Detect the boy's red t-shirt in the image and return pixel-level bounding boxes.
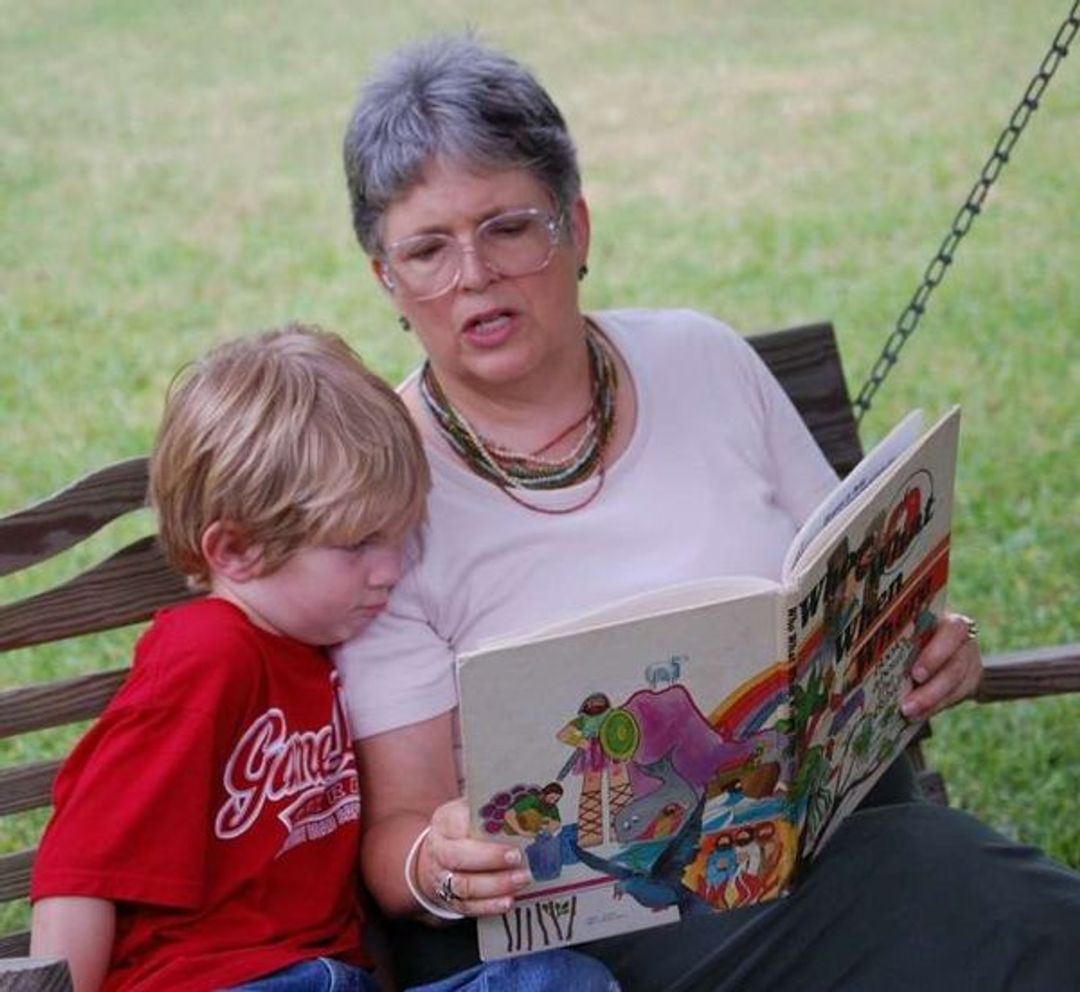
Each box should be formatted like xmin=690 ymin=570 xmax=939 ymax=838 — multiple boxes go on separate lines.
xmin=32 ymin=598 xmax=370 ymax=992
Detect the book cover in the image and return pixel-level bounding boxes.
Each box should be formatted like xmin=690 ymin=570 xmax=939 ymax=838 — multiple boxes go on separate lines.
xmin=457 ymin=407 xmax=960 ymax=959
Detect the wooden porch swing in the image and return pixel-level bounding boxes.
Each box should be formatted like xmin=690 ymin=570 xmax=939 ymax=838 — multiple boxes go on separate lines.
xmin=2 ymin=5 xmax=1079 ymax=988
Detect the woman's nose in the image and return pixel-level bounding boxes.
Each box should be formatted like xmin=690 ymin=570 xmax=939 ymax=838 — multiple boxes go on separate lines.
xmin=457 ymin=243 xmax=496 ymax=291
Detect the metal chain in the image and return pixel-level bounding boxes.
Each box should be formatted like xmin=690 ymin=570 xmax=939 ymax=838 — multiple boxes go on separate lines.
xmin=852 ymin=0 xmax=1079 ymax=423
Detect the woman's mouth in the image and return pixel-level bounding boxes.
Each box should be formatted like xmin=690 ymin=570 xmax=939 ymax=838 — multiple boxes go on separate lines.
xmin=462 ymin=309 xmax=515 ymax=346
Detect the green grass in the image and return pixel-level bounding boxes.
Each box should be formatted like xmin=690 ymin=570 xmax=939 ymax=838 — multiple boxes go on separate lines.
xmin=3 ymin=0 xmax=1078 ymax=931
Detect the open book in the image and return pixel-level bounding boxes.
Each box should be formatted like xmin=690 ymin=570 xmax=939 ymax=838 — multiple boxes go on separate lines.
xmin=458 ymin=407 xmax=961 ymax=960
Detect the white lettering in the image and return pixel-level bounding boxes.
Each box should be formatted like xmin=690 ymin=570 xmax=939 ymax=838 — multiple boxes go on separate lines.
xmin=215 ymin=674 xmax=358 ymax=841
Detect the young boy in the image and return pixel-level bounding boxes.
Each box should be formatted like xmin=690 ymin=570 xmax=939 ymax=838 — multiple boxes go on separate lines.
xmin=30 ymin=324 xmax=620 ymax=992
xmin=29 ymin=325 xmax=429 ymax=992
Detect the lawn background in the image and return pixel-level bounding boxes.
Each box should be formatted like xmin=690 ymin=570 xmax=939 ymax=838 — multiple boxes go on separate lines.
xmin=2 ymin=0 xmax=1078 ymax=932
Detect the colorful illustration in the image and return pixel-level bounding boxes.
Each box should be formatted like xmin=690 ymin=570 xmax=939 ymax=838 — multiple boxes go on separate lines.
xmin=482 ymin=672 xmax=798 ymax=912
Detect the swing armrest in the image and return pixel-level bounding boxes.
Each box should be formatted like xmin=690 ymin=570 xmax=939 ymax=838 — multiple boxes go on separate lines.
xmin=976 ymin=643 xmax=1080 ymax=703
xmin=0 ymin=958 xmax=72 ymax=991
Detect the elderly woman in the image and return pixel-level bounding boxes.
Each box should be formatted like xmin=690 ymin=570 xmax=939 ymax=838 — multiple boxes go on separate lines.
xmin=335 ymin=36 xmax=1080 ymax=992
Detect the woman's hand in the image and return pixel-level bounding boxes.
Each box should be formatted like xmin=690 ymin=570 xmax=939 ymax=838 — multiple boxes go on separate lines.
xmin=901 ymin=611 xmax=983 ymax=720
xmin=416 ymin=798 xmax=532 ymax=917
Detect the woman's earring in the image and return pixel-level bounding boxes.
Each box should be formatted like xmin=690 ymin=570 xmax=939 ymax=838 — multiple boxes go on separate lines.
xmin=398 ymin=315 xmax=411 ymax=332
xmin=577 ymin=264 xmax=589 ymax=282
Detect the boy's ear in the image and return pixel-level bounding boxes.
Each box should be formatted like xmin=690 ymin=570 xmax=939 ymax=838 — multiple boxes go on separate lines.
xmin=201 ymin=521 xmax=265 ymax=582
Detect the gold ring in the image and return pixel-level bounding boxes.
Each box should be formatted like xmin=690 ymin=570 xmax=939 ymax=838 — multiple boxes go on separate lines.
xmin=962 ymin=616 xmax=979 ymax=641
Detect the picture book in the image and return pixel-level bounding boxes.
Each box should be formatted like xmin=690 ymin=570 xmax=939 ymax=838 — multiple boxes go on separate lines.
xmin=457 ymin=407 xmax=961 ymax=960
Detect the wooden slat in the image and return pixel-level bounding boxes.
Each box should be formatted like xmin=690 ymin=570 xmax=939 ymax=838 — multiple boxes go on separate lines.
xmin=0 ymin=670 xmax=128 ymax=740
xmin=976 ymin=642 xmax=1080 ymax=703
xmin=0 ymin=760 xmax=61 ymax=816
xmin=0 ymin=957 xmax=72 ymax=991
xmin=0 ymin=850 xmax=33 ymax=903
xmin=0 ymin=458 xmax=149 ymax=577
xmin=748 ymin=323 xmax=864 ymax=477
xmin=0 ymin=936 xmax=33 ymax=963
xmin=0 ymin=536 xmax=194 ymax=652
xmin=903 ymin=725 xmax=948 ymax=805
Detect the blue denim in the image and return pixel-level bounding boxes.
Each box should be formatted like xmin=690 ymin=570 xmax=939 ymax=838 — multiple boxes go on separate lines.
xmin=406 ymin=949 xmax=620 ymax=992
xmin=226 ymin=957 xmax=382 ymax=992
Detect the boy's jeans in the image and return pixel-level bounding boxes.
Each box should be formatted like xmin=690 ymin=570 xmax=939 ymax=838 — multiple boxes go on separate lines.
xmin=226 ymin=957 xmax=379 ymax=991
xmin=227 ymin=950 xmax=619 ymax=992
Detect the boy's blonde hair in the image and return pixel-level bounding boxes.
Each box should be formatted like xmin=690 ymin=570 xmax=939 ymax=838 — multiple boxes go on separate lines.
xmin=149 ymin=323 xmax=430 ymax=588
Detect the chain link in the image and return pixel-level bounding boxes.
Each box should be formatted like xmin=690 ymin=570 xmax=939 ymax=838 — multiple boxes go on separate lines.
xmin=852 ymin=1 xmax=1079 ymax=423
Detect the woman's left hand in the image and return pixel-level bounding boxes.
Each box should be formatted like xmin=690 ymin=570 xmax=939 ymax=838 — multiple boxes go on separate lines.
xmin=901 ymin=611 xmax=983 ymax=720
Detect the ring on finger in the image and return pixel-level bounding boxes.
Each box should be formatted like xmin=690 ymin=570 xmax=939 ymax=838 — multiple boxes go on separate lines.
xmin=436 ymin=870 xmax=462 ymax=906
xmin=960 ymin=615 xmax=979 ymax=642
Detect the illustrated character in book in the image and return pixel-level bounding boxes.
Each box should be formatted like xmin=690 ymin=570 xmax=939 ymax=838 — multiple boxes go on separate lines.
xmin=701 ymin=836 xmax=740 ymax=906
xmin=571 ymin=792 xmax=710 ymax=916
xmin=557 ymin=692 xmax=634 ymax=847
xmin=732 ymin=823 xmax=784 ymax=904
xmin=504 ymin=782 xmax=564 ymax=837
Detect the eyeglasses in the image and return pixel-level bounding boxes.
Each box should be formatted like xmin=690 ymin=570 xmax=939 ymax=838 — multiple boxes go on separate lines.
xmin=381 ymin=207 xmax=564 ymax=301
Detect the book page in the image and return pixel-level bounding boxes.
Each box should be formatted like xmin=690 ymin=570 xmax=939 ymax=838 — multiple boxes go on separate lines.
xmin=781 ymin=407 xmax=960 ymax=858
xmin=475 ymin=575 xmax=780 ymax=653
xmin=458 ymin=587 xmax=797 ymax=959
xmin=781 ymin=409 xmax=925 ymax=581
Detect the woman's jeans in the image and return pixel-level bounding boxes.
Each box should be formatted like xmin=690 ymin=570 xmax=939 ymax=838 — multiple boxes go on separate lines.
xmin=408 ymin=949 xmax=620 ymax=991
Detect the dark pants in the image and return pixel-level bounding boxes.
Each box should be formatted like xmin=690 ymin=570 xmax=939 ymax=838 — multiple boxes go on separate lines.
xmin=386 ymin=758 xmax=1080 ymax=991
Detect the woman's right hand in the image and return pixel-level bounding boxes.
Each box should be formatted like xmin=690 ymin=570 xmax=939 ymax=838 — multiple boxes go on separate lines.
xmin=416 ymin=797 xmax=533 ymax=917
xmin=355 ymin=710 xmax=531 ymax=919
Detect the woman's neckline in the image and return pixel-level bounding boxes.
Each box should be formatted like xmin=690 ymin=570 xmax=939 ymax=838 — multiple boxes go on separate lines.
xmin=403 ymin=311 xmax=650 ymax=504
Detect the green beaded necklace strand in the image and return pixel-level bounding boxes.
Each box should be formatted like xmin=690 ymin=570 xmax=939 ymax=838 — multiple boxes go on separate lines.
xmin=419 ymin=325 xmax=618 ymax=514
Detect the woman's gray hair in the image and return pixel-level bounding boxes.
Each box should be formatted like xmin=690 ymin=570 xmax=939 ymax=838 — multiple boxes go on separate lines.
xmin=343 ymin=35 xmax=581 ymax=256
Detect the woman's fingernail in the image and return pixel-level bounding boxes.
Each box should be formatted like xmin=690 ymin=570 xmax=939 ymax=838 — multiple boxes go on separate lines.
xmin=504 ymin=849 xmax=522 ymax=866
xmin=511 ymin=871 xmax=531 ymax=886
xmin=901 ymin=700 xmax=917 ymax=719
xmin=911 ymin=666 xmax=926 ymax=683
xmin=498 ymin=897 xmax=513 ymax=912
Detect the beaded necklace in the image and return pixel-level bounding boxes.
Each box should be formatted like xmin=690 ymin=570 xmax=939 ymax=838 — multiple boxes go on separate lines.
xmin=419 ymin=325 xmax=618 ymax=514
